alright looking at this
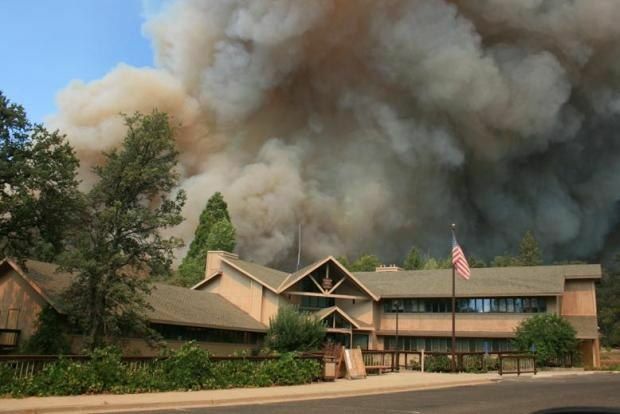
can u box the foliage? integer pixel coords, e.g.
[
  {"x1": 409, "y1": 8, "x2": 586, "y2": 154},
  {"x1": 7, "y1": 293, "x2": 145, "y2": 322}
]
[
  {"x1": 518, "y1": 230, "x2": 543, "y2": 266},
  {"x1": 424, "y1": 355, "x2": 452, "y2": 372},
  {"x1": 59, "y1": 111, "x2": 186, "y2": 349},
  {"x1": 349, "y1": 254, "x2": 382, "y2": 272},
  {"x1": 422, "y1": 256, "x2": 452, "y2": 270},
  {"x1": 403, "y1": 246, "x2": 424, "y2": 270},
  {"x1": 490, "y1": 254, "x2": 521, "y2": 267},
  {"x1": 177, "y1": 192, "x2": 235, "y2": 287},
  {"x1": 265, "y1": 305, "x2": 326, "y2": 352},
  {"x1": 0, "y1": 91, "x2": 81, "y2": 261},
  {"x1": 513, "y1": 314, "x2": 578, "y2": 366},
  {"x1": 23, "y1": 305, "x2": 70, "y2": 355},
  {"x1": 0, "y1": 343, "x2": 321, "y2": 397},
  {"x1": 598, "y1": 258, "x2": 620, "y2": 347}
]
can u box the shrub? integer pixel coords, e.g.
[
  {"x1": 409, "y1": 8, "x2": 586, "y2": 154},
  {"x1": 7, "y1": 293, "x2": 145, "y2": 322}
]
[
  {"x1": 461, "y1": 354, "x2": 483, "y2": 373},
  {"x1": 424, "y1": 355, "x2": 452, "y2": 372},
  {"x1": 23, "y1": 305, "x2": 70, "y2": 355},
  {"x1": 513, "y1": 314, "x2": 578, "y2": 366},
  {"x1": 0, "y1": 342, "x2": 321, "y2": 397},
  {"x1": 265, "y1": 305, "x2": 326, "y2": 352}
]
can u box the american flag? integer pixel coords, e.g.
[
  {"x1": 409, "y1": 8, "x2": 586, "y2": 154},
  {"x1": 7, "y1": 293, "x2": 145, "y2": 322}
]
[{"x1": 452, "y1": 233, "x2": 470, "y2": 280}]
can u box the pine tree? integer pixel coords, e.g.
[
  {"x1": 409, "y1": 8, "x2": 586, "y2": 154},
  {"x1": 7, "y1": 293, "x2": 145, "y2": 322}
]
[
  {"x1": 403, "y1": 246, "x2": 423, "y2": 270},
  {"x1": 518, "y1": 230, "x2": 543, "y2": 266},
  {"x1": 178, "y1": 192, "x2": 235, "y2": 286}
]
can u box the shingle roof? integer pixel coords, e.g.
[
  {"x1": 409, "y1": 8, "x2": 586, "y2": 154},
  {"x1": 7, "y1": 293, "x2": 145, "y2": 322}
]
[
  {"x1": 7, "y1": 260, "x2": 266, "y2": 333},
  {"x1": 223, "y1": 256, "x2": 290, "y2": 291},
  {"x1": 354, "y1": 264, "x2": 601, "y2": 298},
  {"x1": 148, "y1": 283, "x2": 266, "y2": 332}
]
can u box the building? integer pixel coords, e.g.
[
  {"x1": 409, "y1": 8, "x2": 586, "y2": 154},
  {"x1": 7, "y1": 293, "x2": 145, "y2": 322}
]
[{"x1": 0, "y1": 252, "x2": 602, "y2": 367}]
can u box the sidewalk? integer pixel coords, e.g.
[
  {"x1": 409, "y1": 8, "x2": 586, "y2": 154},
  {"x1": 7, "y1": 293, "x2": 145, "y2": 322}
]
[{"x1": 0, "y1": 370, "x2": 596, "y2": 414}]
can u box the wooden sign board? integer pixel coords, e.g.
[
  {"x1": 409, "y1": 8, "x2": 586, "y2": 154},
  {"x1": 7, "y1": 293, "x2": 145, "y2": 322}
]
[{"x1": 343, "y1": 347, "x2": 367, "y2": 379}]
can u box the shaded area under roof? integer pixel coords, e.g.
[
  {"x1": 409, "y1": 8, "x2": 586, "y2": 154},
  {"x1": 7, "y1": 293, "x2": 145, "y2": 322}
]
[
  {"x1": 355, "y1": 264, "x2": 601, "y2": 298},
  {"x1": 8, "y1": 260, "x2": 266, "y2": 333}
]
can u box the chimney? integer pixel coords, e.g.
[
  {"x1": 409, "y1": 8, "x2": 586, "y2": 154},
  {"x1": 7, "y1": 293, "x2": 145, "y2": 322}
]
[
  {"x1": 205, "y1": 250, "x2": 239, "y2": 278},
  {"x1": 375, "y1": 264, "x2": 403, "y2": 272}
]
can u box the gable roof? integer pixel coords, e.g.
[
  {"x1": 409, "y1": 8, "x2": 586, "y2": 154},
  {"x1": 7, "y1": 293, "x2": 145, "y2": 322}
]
[
  {"x1": 278, "y1": 256, "x2": 380, "y2": 300},
  {"x1": 354, "y1": 264, "x2": 602, "y2": 298},
  {"x1": 1, "y1": 259, "x2": 266, "y2": 333},
  {"x1": 221, "y1": 256, "x2": 290, "y2": 292}
]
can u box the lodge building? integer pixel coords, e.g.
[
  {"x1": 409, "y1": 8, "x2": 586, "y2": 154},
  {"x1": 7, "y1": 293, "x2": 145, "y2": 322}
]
[{"x1": 0, "y1": 251, "x2": 602, "y2": 367}]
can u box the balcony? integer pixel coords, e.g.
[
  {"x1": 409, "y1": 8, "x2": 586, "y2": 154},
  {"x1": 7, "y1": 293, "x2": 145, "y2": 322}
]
[{"x1": 0, "y1": 329, "x2": 20, "y2": 349}]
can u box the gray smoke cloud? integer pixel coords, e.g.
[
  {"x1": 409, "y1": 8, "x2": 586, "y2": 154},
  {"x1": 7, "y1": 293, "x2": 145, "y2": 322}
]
[{"x1": 46, "y1": 0, "x2": 620, "y2": 266}]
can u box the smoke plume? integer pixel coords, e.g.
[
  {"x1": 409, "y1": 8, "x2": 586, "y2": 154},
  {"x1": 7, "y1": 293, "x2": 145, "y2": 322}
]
[{"x1": 47, "y1": 0, "x2": 620, "y2": 266}]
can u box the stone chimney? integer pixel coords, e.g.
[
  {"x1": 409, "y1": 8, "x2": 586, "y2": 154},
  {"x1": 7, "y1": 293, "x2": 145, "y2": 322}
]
[{"x1": 375, "y1": 264, "x2": 403, "y2": 272}]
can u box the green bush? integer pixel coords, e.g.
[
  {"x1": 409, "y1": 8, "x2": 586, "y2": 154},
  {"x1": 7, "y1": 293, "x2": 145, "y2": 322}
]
[
  {"x1": 424, "y1": 355, "x2": 452, "y2": 372},
  {"x1": 483, "y1": 356, "x2": 499, "y2": 371},
  {"x1": 23, "y1": 305, "x2": 70, "y2": 355},
  {"x1": 0, "y1": 342, "x2": 321, "y2": 397},
  {"x1": 462, "y1": 355, "x2": 484, "y2": 373},
  {"x1": 265, "y1": 305, "x2": 326, "y2": 353},
  {"x1": 513, "y1": 314, "x2": 578, "y2": 366}
]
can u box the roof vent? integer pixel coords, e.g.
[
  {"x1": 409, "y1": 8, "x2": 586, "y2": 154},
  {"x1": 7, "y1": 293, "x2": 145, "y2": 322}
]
[{"x1": 376, "y1": 264, "x2": 403, "y2": 272}]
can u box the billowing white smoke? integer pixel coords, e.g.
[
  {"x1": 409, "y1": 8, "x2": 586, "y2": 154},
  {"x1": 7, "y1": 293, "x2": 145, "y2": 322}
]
[{"x1": 47, "y1": 0, "x2": 620, "y2": 266}]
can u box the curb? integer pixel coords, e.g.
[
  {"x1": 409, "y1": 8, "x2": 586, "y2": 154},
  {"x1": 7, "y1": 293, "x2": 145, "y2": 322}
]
[{"x1": 1, "y1": 378, "x2": 498, "y2": 414}]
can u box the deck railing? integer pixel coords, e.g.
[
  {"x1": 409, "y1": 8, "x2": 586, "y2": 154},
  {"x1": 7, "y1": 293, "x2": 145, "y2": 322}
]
[
  {"x1": 361, "y1": 349, "x2": 538, "y2": 373},
  {"x1": 0, "y1": 353, "x2": 323, "y2": 380}
]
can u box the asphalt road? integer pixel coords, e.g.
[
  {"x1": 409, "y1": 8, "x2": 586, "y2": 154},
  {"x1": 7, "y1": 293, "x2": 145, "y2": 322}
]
[{"x1": 128, "y1": 373, "x2": 620, "y2": 414}]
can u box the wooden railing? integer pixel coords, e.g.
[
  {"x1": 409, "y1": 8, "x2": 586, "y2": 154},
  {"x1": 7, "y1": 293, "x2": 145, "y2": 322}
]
[
  {"x1": 499, "y1": 354, "x2": 536, "y2": 375},
  {"x1": 0, "y1": 329, "x2": 20, "y2": 349},
  {"x1": 0, "y1": 353, "x2": 323, "y2": 379},
  {"x1": 361, "y1": 350, "x2": 538, "y2": 373}
]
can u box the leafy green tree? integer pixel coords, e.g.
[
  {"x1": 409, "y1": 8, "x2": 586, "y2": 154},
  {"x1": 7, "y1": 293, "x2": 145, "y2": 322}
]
[
  {"x1": 518, "y1": 230, "x2": 543, "y2": 266},
  {"x1": 490, "y1": 254, "x2": 521, "y2": 267},
  {"x1": 0, "y1": 91, "x2": 81, "y2": 261},
  {"x1": 403, "y1": 246, "x2": 424, "y2": 270},
  {"x1": 177, "y1": 192, "x2": 235, "y2": 287},
  {"x1": 335, "y1": 255, "x2": 351, "y2": 270},
  {"x1": 422, "y1": 256, "x2": 452, "y2": 269},
  {"x1": 265, "y1": 305, "x2": 326, "y2": 352},
  {"x1": 24, "y1": 305, "x2": 70, "y2": 355},
  {"x1": 513, "y1": 314, "x2": 578, "y2": 366},
  {"x1": 349, "y1": 254, "x2": 382, "y2": 272},
  {"x1": 60, "y1": 111, "x2": 186, "y2": 348},
  {"x1": 598, "y1": 258, "x2": 620, "y2": 347}
]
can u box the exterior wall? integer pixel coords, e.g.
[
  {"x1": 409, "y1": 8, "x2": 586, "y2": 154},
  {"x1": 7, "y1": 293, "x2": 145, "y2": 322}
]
[
  {"x1": 260, "y1": 289, "x2": 280, "y2": 325},
  {"x1": 561, "y1": 280, "x2": 597, "y2": 316},
  {"x1": 213, "y1": 264, "x2": 261, "y2": 318},
  {"x1": 379, "y1": 312, "x2": 532, "y2": 336},
  {"x1": 68, "y1": 335, "x2": 253, "y2": 357},
  {"x1": 338, "y1": 298, "x2": 373, "y2": 325},
  {"x1": 205, "y1": 251, "x2": 239, "y2": 278},
  {"x1": 0, "y1": 269, "x2": 47, "y2": 345}
]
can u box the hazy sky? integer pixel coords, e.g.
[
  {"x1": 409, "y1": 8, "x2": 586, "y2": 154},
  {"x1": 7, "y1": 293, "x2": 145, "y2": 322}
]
[{"x1": 0, "y1": 0, "x2": 156, "y2": 123}]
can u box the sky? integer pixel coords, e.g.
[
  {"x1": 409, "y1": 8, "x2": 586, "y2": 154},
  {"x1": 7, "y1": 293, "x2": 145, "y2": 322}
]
[{"x1": 0, "y1": 0, "x2": 158, "y2": 123}]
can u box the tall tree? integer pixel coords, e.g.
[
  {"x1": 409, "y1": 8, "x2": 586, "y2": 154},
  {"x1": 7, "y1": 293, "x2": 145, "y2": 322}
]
[
  {"x1": 60, "y1": 111, "x2": 186, "y2": 348},
  {"x1": 518, "y1": 230, "x2": 543, "y2": 266},
  {"x1": 177, "y1": 192, "x2": 235, "y2": 287},
  {"x1": 349, "y1": 254, "x2": 382, "y2": 272},
  {"x1": 0, "y1": 91, "x2": 80, "y2": 261},
  {"x1": 403, "y1": 246, "x2": 424, "y2": 270}
]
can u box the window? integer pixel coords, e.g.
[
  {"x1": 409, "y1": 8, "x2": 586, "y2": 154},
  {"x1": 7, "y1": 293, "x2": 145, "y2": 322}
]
[
  {"x1": 300, "y1": 296, "x2": 334, "y2": 311},
  {"x1": 152, "y1": 324, "x2": 263, "y2": 345},
  {"x1": 383, "y1": 297, "x2": 548, "y2": 313}
]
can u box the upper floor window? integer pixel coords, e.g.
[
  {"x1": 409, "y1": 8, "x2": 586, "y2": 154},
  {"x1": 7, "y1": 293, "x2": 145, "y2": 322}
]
[
  {"x1": 383, "y1": 297, "x2": 547, "y2": 313},
  {"x1": 300, "y1": 296, "x2": 335, "y2": 311}
]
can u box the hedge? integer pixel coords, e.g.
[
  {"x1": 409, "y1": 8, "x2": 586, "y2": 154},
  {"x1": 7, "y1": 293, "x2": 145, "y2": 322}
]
[{"x1": 0, "y1": 343, "x2": 322, "y2": 397}]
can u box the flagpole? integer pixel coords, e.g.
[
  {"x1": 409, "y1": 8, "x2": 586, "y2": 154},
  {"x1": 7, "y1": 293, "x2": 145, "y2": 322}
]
[{"x1": 451, "y1": 223, "x2": 457, "y2": 373}]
